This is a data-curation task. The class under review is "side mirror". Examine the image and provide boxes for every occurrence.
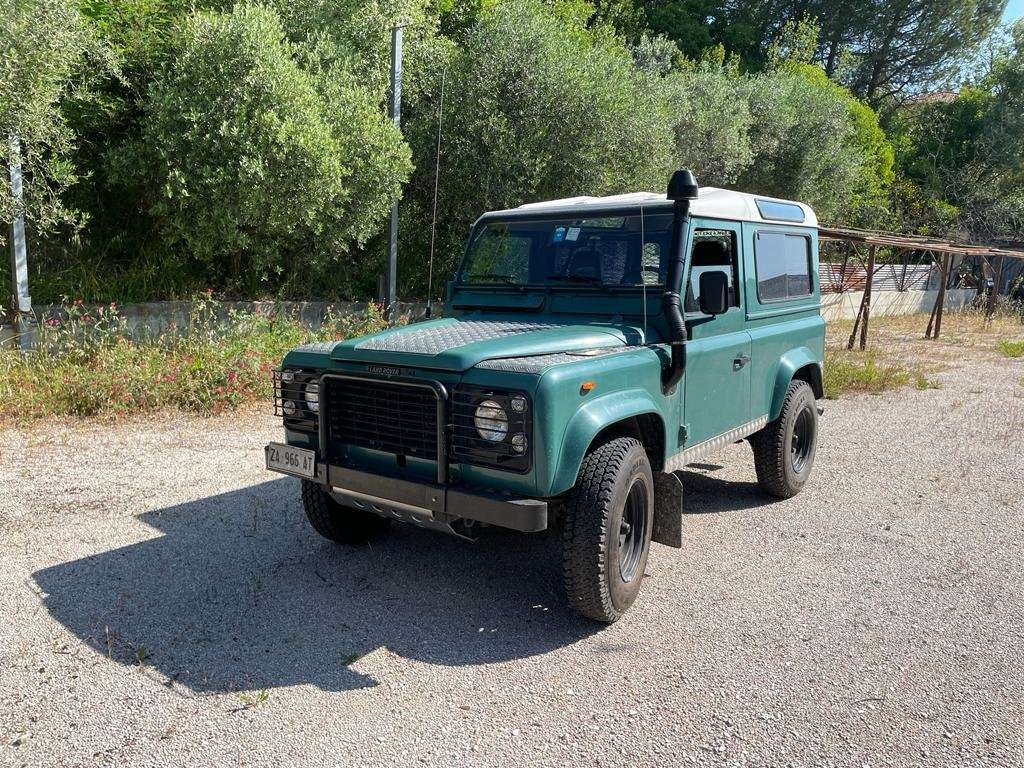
[698,271,729,315]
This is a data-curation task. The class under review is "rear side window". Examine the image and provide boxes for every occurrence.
[755,232,812,302]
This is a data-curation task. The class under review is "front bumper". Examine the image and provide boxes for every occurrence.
[267,450,548,535]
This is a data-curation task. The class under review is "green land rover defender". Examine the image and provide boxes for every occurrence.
[266,171,825,622]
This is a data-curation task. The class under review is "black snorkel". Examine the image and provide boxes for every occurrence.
[661,169,698,394]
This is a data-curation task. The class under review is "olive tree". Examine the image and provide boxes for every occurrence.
[660,50,755,187]
[131,3,411,293]
[1,0,99,246]
[400,0,675,294]
[742,63,894,224]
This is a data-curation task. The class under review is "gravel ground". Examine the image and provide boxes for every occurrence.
[1,350,1022,768]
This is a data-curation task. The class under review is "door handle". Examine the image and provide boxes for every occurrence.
[733,354,751,371]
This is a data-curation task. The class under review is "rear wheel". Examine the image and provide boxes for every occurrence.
[301,480,390,545]
[751,379,818,499]
[562,438,654,623]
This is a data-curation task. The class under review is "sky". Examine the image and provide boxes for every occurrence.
[1006,0,1024,23]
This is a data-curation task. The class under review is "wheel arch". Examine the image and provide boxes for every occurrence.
[548,390,666,497]
[769,348,823,420]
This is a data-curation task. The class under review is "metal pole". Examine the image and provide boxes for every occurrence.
[7,133,34,350]
[384,24,404,321]
[425,68,446,320]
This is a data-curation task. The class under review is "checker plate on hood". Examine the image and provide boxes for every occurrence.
[356,319,558,355]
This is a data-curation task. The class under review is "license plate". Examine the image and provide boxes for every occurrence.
[265,442,317,479]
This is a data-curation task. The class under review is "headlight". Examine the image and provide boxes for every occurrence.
[304,381,320,413]
[474,399,508,442]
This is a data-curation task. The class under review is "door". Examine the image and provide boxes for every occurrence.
[681,221,752,449]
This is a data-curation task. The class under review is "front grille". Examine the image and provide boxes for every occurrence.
[324,377,439,461]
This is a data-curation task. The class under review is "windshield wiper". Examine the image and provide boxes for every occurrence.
[547,274,603,285]
[464,273,517,285]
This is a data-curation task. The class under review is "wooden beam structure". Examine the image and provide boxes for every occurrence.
[819,225,1024,347]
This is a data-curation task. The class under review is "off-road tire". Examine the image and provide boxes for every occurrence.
[751,379,818,499]
[562,438,654,623]
[301,480,390,545]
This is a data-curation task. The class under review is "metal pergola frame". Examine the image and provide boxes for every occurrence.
[818,226,1024,350]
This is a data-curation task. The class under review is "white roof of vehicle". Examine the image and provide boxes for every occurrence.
[499,187,818,228]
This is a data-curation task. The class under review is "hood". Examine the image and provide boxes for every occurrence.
[331,315,642,372]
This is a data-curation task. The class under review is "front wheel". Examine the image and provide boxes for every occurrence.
[301,480,391,545]
[751,379,819,499]
[562,437,655,623]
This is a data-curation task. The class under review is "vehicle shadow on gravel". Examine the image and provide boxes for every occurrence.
[679,469,773,515]
[32,478,599,693]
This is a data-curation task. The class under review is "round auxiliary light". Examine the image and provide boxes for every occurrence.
[510,433,528,454]
[510,395,528,414]
[304,381,320,414]
[474,400,508,442]
[281,370,295,384]
[282,399,297,417]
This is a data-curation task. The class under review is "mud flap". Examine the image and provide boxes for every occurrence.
[652,471,683,548]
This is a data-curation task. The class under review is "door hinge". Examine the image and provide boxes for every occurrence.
[678,424,689,444]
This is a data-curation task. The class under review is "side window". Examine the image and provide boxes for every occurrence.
[755,231,812,302]
[686,229,740,312]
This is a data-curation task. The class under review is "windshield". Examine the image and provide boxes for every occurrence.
[459,212,674,288]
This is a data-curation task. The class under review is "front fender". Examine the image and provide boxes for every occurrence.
[548,389,664,496]
[769,347,823,420]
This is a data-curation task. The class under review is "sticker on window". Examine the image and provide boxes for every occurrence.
[566,227,581,242]
[552,227,567,243]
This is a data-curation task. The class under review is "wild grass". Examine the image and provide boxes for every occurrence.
[822,347,913,399]
[2,301,1013,421]
[0,295,393,422]
[997,339,1024,358]
[821,305,1024,397]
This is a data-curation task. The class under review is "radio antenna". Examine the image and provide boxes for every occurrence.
[640,202,648,343]
[425,67,446,319]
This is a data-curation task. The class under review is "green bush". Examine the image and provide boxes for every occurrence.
[118,3,411,295]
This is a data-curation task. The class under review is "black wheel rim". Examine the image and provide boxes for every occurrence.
[791,407,815,473]
[618,480,648,583]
